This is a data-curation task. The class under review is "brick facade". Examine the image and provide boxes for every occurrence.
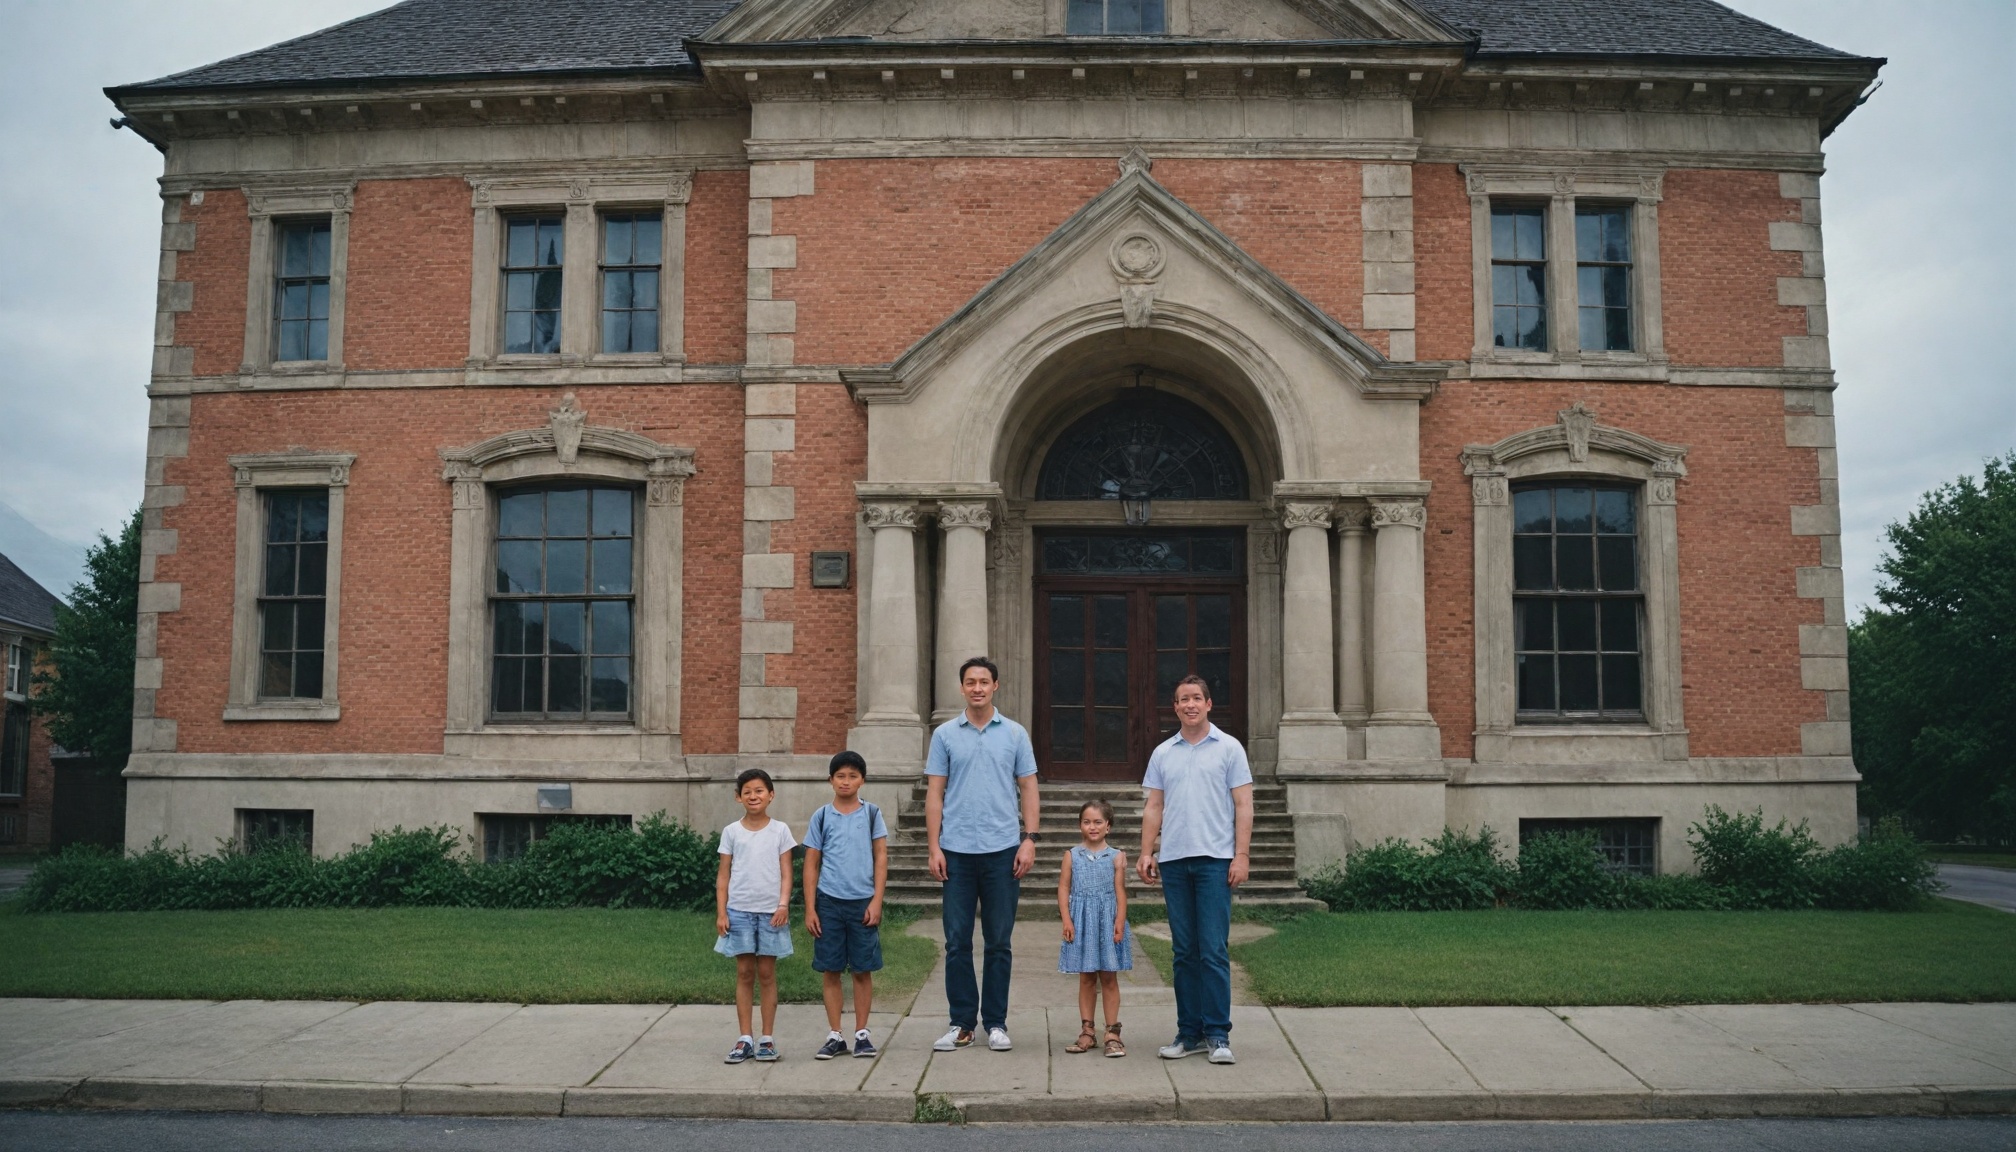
[344,178,473,372]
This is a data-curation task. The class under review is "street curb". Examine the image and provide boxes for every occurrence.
[2,1078,2010,1121]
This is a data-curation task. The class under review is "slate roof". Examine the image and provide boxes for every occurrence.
[113,0,1858,95]
[1414,0,1856,59]
[0,552,61,637]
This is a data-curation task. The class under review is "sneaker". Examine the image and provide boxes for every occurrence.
[754,1038,781,1062]
[987,1027,1013,1051]
[1207,1039,1236,1065]
[853,1030,878,1059]
[933,1026,975,1051]
[1158,1037,1209,1060]
[724,1038,756,1064]
[815,1034,849,1061]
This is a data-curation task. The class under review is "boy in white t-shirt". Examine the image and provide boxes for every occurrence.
[715,767,797,1064]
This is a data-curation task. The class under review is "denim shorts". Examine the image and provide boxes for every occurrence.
[811,892,884,974]
[715,907,795,959]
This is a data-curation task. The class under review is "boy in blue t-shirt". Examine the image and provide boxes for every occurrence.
[802,750,889,1059]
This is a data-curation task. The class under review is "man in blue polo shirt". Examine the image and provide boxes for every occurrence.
[926,656,1040,1054]
[1137,673,1254,1066]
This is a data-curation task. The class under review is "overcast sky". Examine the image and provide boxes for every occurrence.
[0,0,2010,610]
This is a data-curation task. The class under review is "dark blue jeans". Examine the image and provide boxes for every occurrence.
[1161,855,1233,1043]
[942,846,1020,1033]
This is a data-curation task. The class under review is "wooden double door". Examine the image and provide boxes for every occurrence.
[1032,532,1246,781]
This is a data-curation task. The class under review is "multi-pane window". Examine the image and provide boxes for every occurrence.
[240,808,313,854]
[1520,818,1658,875]
[600,213,662,354]
[1067,0,1165,34]
[1576,206,1633,351]
[4,642,24,696]
[1513,484,1643,720]
[502,216,564,355]
[1491,206,1548,350]
[0,701,27,797]
[492,486,635,721]
[260,490,329,700]
[481,813,632,863]
[274,219,332,362]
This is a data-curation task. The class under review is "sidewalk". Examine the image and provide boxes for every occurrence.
[3,920,2013,1123]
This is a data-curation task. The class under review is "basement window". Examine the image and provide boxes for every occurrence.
[481,813,633,863]
[239,808,314,854]
[1519,818,1658,875]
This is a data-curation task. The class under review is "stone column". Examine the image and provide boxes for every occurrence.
[1335,506,1371,725]
[934,503,992,723]
[850,500,926,765]
[1278,502,1345,763]
[1367,496,1439,759]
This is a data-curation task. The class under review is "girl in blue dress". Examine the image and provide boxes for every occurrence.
[1057,798,1133,1057]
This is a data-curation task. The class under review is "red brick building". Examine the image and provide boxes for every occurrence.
[0,553,61,854]
[105,0,1880,879]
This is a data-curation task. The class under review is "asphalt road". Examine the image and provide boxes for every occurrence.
[1939,863,2016,913]
[4,1114,2016,1152]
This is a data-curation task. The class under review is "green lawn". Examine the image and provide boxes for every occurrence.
[1216,900,2016,1006]
[0,905,936,1006]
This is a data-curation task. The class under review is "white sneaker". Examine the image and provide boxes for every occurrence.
[933,1026,974,1051]
[987,1027,1013,1051]
[1208,1040,1236,1065]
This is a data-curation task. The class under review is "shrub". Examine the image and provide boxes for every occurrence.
[16,814,719,914]
[1512,831,1622,910]
[1302,828,1512,911]
[1688,806,1821,910]
[1811,817,1941,911]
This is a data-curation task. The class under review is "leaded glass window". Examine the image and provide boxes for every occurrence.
[259,490,328,700]
[1067,0,1165,34]
[1577,206,1633,351]
[503,216,564,355]
[1037,393,1246,503]
[274,219,332,362]
[601,213,661,354]
[1512,483,1643,720]
[1492,206,1547,350]
[491,486,635,721]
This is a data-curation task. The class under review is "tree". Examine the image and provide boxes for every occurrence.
[32,509,140,771]
[1850,454,2016,845]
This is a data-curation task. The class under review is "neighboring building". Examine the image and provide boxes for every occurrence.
[105,0,1880,877]
[0,552,61,853]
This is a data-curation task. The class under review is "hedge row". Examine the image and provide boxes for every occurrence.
[1301,808,1941,913]
[16,814,719,913]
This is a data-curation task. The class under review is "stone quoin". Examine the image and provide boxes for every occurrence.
[104,0,1880,884]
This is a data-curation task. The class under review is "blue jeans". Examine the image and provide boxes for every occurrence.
[1161,855,1233,1043]
[942,846,1020,1032]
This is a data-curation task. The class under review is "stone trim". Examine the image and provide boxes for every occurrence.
[133,393,193,753]
[238,184,354,379]
[1361,164,1416,362]
[1462,403,1690,763]
[746,160,812,369]
[1772,172,1831,370]
[1461,164,1668,377]
[740,379,800,753]
[223,452,356,723]
[438,395,696,758]
[465,172,692,368]
[152,194,197,383]
[1785,386,1849,756]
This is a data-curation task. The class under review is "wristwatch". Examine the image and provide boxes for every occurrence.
[1021,831,1042,843]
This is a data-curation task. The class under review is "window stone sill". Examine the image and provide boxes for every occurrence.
[223,703,341,722]
[1474,725,1687,764]
[1461,357,1669,382]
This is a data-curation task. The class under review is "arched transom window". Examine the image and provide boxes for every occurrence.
[1036,392,1247,503]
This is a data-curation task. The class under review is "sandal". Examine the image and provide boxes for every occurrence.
[1103,1022,1126,1058]
[1065,1019,1097,1054]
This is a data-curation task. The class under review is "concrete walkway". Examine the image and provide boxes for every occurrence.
[1940,864,2016,914]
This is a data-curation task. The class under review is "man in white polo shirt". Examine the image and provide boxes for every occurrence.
[1136,674,1253,1066]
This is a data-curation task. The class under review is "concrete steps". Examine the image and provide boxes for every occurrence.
[885,780,1317,908]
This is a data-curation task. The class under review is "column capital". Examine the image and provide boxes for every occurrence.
[1368,496,1427,530]
[1333,503,1373,531]
[1280,501,1333,531]
[937,502,993,532]
[860,501,920,530]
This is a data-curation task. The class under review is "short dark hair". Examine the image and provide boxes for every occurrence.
[734,767,775,794]
[828,750,867,778]
[958,656,999,683]
[1175,674,1212,702]
[1078,798,1115,826]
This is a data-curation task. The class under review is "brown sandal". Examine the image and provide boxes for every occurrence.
[1103,1022,1126,1058]
[1065,1019,1097,1054]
